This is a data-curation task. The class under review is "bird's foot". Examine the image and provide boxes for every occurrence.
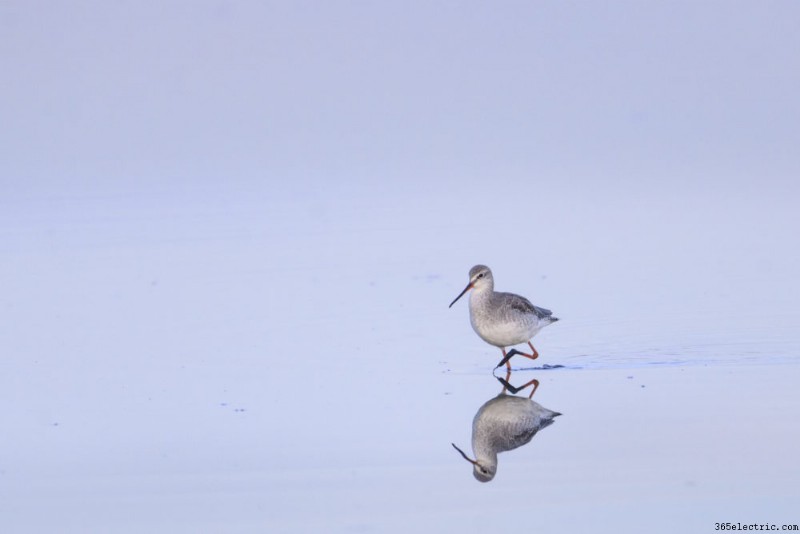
[494,348,525,369]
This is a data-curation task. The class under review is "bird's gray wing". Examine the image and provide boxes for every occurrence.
[508,295,553,319]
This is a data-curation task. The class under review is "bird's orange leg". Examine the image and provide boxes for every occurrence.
[508,346,538,361]
[504,342,540,362]
[496,346,537,369]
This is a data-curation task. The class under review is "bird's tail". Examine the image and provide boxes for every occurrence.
[541,410,562,427]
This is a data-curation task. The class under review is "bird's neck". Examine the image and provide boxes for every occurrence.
[473,443,498,466]
[469,285,493,306]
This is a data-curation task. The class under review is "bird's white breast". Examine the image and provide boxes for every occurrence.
[469,291,540,347]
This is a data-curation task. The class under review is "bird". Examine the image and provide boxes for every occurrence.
[451,389,561,482]
[449,265,558,369]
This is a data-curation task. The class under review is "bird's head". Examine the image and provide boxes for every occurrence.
[449,265,493,308]
[451,442,497,482]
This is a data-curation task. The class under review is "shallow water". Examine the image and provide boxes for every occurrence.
[1,181,798,533]
[3,3,800,532]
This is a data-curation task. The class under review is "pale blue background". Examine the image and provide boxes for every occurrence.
[2,2,799,532]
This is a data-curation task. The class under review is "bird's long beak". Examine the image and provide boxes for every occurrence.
[448,282,473,308]
[451,443,478,465]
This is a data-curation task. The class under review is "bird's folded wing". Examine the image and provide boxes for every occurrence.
[510,297,552,319]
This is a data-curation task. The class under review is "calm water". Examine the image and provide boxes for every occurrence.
[1,182,798,533]
[4,3,800,531]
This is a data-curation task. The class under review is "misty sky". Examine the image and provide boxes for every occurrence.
[2,1,799,205]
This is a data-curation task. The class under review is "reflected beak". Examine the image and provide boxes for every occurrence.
[448,282,473,308]
[451,443,478,465]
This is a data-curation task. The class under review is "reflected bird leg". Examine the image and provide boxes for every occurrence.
[499,368,513,393]
[494,375,540,398]
[495,374,513,392]
[523,378,540,399]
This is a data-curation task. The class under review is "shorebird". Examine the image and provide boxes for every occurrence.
[451,383,561,482]
[449,265,558,369]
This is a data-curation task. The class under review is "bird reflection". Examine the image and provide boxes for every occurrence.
[452,372,561,482]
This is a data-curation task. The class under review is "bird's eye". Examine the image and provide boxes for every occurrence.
[477,273,484,279]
